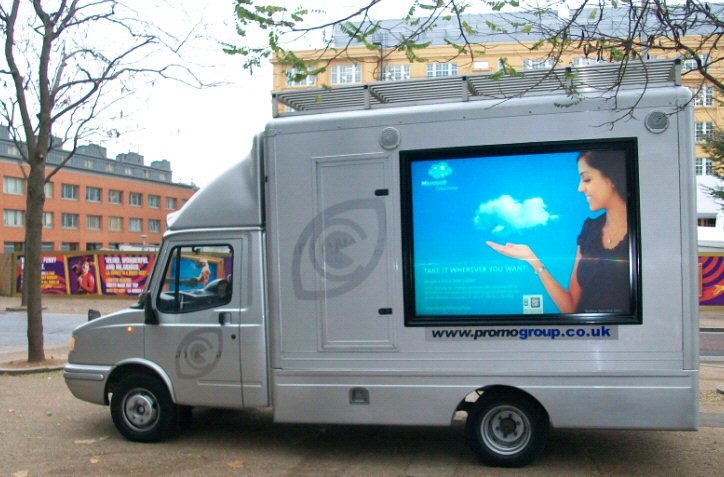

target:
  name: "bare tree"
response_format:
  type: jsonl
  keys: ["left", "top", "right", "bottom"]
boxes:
{"left": 227, "top": 0, "right": 721, "bottom": 93}
{"left": 0, "top": 0, "right": 203, "bottom": 362}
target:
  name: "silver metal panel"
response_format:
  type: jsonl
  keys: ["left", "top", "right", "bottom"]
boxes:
{"left": 313, "top": 156, "right": 396, "bottom": 350}
{"left": 271, "top": 370, "right": 698, "bottom": 429}
{"left": 167, "top": 134, "right": 264, "bottom": 230}
{"left": 273, "top": 60, "right": 681, "bottom": 116}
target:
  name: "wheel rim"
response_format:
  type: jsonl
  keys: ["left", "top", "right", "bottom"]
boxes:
{"left": 122, "top": 388, "right": 160, "bottom": 432}
{"left": 480, "top": 404, "right": 532, "bottom": 456}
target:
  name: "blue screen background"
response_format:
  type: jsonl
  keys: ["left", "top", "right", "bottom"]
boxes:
{"left": 411, "top": 151, "right": 603, "bottom": 316}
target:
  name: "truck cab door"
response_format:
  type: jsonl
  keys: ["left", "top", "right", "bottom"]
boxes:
{"left": 145, "top": 240, "right": 243, "bottom": 408}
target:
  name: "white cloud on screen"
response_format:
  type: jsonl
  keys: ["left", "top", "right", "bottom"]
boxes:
{"left": 474, "top": 195, "right": 558, "bottom": 235}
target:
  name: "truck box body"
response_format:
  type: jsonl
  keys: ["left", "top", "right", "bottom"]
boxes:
{"left": 65, "top": 60, "right": 698, "bottom": 465}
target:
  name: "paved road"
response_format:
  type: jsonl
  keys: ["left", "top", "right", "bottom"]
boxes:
{"left": 0, "top": 371, "right": 722, "bottom": 477}
{"left": 0, "top": 311, "right": 86, "bottom": 352}
{"left": 701, "top": 331, "right": 724, "bottom": 358}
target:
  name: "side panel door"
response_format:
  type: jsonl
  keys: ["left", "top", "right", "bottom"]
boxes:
{"left": 145, "top": 239, "right": 243, "bottom": 408}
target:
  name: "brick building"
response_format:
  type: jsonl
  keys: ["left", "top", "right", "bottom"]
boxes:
{"left": 1, "top": 127, "right": 196, "bottom": 253}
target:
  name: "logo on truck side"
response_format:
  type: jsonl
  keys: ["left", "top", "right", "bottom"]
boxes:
{"left": 175, "top": 328, "right": 223, "bottom": 378}
{"left": 293, "top": 199, "right": 386, "bottom": 299}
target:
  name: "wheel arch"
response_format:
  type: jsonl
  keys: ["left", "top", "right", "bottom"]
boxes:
{"left": 454, "top": 385, "right": 550, "bottom": 424}
{"left": 105, "top": 359, "right": 176, "bottom": 405}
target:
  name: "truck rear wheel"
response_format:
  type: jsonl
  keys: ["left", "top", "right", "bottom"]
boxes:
{"left": 465, "top": 390, "right": 548, "bottom": 467}
{"left": 111, "top": 373, "right": 177, "bottom": 442}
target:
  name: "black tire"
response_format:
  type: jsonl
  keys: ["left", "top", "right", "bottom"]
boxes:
{"left": 466, "top": 390, "right": 549, "bottom": 467}
{"left": 110, "top": 373, "right": 177, "bottom": 442}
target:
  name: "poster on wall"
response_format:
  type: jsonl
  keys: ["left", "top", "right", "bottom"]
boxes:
{"left": 16, "top": 254, "right": 69, "bottom": 294}
{"left": 699, "top": 255, "right": 724, "bottom": 307}
{"left": 15, "top": 252, "right": 156, "bottom": 297}
{"left": 98, "top": 254, "right": 155, "bottom": 296}
{"left": 67, "top": 255, "right": 99, "bottom": 295}
{"left": 401, "top": 139, "right": 641, "bottom": 326}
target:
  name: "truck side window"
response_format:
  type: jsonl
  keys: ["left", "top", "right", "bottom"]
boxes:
{"left": 156, "top": 244, "right": 234, "bottom": 314}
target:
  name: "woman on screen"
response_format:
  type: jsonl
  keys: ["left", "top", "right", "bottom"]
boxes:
{"left": 486, "top": 150, "right": 630, "bottom": 313}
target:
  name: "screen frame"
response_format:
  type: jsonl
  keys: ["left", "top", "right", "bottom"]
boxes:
{"left": 400, "top": 138, "right": 642, "bottom": 327}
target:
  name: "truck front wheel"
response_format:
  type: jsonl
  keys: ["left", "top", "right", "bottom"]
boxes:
{"left": 465, "top": 390, "right": 548, "bottom": 467}
{"left": 111, "top": 373, "right": 177, "bottom": 442}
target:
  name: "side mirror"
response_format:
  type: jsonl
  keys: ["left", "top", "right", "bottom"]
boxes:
{"left": 143, "top": 292, "right": 159, "bottom": 325}
{"left": 88, "top": 309, "right": 101, "bottom": 321}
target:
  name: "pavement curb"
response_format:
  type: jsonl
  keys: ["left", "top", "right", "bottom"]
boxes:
{"left": 0, "top": 364, "right": 65, "bottom": 375}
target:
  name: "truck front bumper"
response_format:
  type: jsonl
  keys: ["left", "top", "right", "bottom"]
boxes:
{"left": 64, "top": 363, "right": 112, "bottom": 405}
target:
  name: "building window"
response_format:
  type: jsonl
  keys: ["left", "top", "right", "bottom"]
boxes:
{"left": 61, "top": 183, "right": 79, "bottom": 200}
{"left": 573, "top": 57, "right": 605, "bottom": 67}
{"left": 286, "top": 68, "right": 316, "bottom": 87}
{"left": 523, "top": 58, "right": 556, "bottom": 71}
{"left": 683, "top": 54, "right": 709, "bottom": 72}
{"left": 61, "top": 213, "right": 79, "bottom": 229}
{"left": 109, "top": 190, "right": 123, "bottom": 204}
{"left": 166, "top": 197, "right": 178, "bottom": 210}
{"left": 84, "top": 159, "right": 94, "bottom": 169}
{"left": 108, "top": 243, "right": 120, "bottom": 250}
{"left": 44, "top": 182, "right": 53, "bottom": 199}
{"left": 130, "top": 192, "right": 143, "bottom": 207}
{"left": 331, "top": 64, "right": 361, "bottom": 84}
{"left": 427, "top": 62, "right": 458, "bottom": 78}
{"left": 382, "top": 64, "right": 411, "bottom": 81}
{"left": 61, "top": 242, "right": 79, "bottom": 251}
{"left": 4, "top": 209, "right": 24, "bottom": 227}
{"left": 86, "top": 186, "right": 102, "bottom": 202}
{"left": 148, "top": 195, "right": 161, "bottom": 208}
{"left": 159, "top": 173, "right": 168, "bottom": 182}
{"left": 109, "top": 216, "right": 123, "bottom": 232}
{"left": 86, "top": 243, "right": 102, "bottom": 251}
{"left": 130, "top": 218, "right": 143, "bottom": 232}
{"left": 43, "top": 212, "right": 53, "bottom": 229}
{"left": 3, "top": 177, "right": 25, "bottom": 195}
{"left": 86, "top": 215, "right": 102, "bottom": 230}
{"left": 6, "top": 145, "right": 19, "bottom": 156}
{"left": 694, "top": 86, "right": 714, "bottom": 107}
{"left": 696, "top": 122, "right": 714, "bottom": 143}
{"left": 124, "top": 167, "right": 133, "bottom": 176}
{"left": 696, "top": 157, "right": 715, "bottom": 176}
{"left": 149, "top": 219, "right": 161, "bottom": 233}
{"left": 41, "top": 242, "right": 54, "bottom": 252}
{"left": 4, "top": 241, "right": 24, "bottom": 253}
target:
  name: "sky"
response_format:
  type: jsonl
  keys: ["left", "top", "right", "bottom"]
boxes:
{"left": 99, "top": 1, "right": 416, "bottom": 188}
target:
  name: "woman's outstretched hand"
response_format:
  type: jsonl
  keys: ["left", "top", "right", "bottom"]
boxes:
{"left": 486, "top": 241, "right": 536, "bottom": 261}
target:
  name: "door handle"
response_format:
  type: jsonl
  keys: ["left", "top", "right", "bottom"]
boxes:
{"left": 218, "top": 312, "right": 231, "bottom": 325}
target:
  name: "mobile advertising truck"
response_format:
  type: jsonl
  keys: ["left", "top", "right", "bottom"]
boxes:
{"left": 64, "top": 60, "right": 698, "bottom": 467}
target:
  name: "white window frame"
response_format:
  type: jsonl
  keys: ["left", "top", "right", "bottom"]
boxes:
{"left": 331, "top": 64, "right": 361, "bottom": 84}
{"left": 86, "top": 215, "right": 102, "bottom": 231}
{"left": 382, "top": 64, "right": 411, "bottom": 81}
{"left": 4, "top": 209, "right": 24, "bottom": 227}
{"left": 286, "top": 68, "right": 317, "bottom": 87}
{"left": 61, "top": 213, "right": 79, "bottom": 229}
{"left": 149, "top": 219, "right": 161, "bottom": 233}
{"left": 696, "top": 122, "right": 714, "bottom": 143}
{"left": 3, "top": 177, "right": 24, "bottom": 195}
{"left": 166, "top": 197, "right": 177, "bottom": 210}
{"left": 694, "top": 86, "right": 714, "bottom": 107}
{"left": 86, "top": 186, "right": 102, "bottom": 203}
{"left": 523, "top": 58, "right": 556, "bottom": 71}
{"left": 43, "top": 212, "right": 53, "bottom": 229}
{"left": 696, "top": 157, "right": 715, "bottom": 176}
{"left": 61, "top": 184, "right": 79, "bottom": 200}
{"left": 109, "top": 216, "right": 123, "bottom": 232}
{"left": 129, "top": 217, "right": 143, "bottom": 232}
{"left": 148, "top": 195, "right": 161, "bottom": 208}
{"left": 129, "top": 192, "right": 143, "bottom": 207}
{"left": 109, "top": 190, "right": 123, "bottom": 204}
{"left": 426, "top": 63, "right": 459, "bottom": 78}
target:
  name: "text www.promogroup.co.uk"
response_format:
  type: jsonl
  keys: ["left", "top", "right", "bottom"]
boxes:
{"left": 428, "top": 325, "right": 616, "bottom": 341}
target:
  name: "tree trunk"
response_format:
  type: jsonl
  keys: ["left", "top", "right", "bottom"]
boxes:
{"left": 25, "top": 158, "right": 46, "bottom": 362}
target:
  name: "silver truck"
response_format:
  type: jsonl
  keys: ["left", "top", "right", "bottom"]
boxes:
{"left": 65, "top": 60, "right": 698, "bottom": 467}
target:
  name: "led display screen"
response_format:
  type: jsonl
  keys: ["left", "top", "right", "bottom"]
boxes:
{"left": 401, "top": 139, "right": 641, "bottom": 326}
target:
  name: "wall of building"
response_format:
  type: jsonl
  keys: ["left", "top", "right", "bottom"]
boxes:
{"left": 1, "top": 158, "right": 196, "bottom": 252}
